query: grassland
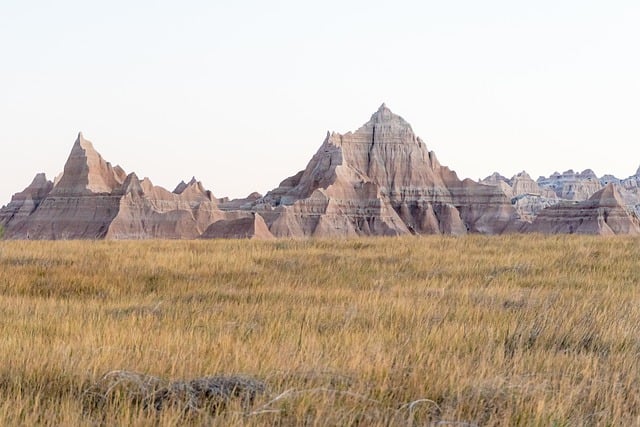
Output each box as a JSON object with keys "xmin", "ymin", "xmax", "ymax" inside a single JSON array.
[{"xmin": 0, "ymin": 235, "xmax": 639, "ymax": 426}]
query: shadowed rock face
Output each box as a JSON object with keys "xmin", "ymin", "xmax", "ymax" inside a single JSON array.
[
  {"xmin": 259, "ymin": 104, "xmax": 520, "ymax": 236},
  {"xmin": 0, "ymin": 173, "xmax": 53, "ymax": 228},
  {"xmin": 2, "ymin": 134, "xmax": 125, "ymax": 239},
  {"xmin": 200, "ymin": 213, "xmax": 274, "ymax": 240},
  {"xmin": 52, "ymin": 133, "xmax": 127, "ymax": 196},
  {"xmin": 526, "ymin": 184, "xmax": 640, "ymax": 235}
]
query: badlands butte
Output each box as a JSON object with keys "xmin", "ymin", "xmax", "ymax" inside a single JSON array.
[{"xmin": 1, "ymin": 104, "xmax": 640, "ymax": 239}]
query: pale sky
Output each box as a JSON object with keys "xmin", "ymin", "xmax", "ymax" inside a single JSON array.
[{"xmin": 1, "ymin": 1, "xmax": 639, "ymax": 204}]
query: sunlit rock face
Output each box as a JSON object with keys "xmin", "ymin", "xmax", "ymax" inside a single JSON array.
[
  {"xmin": 3, "ymin": 106, "xmax": 637, "ymax": 239},
  {"xmin": 1, "ymin": 134, "xmax": 125, "ymax": 239},
  {"xmin": 1, "ymin": 134, "xmax": 229, "ymax": 239},
  {"xmin": 259, "ymin": 104, "xmax": 520, "ymax": 236}
]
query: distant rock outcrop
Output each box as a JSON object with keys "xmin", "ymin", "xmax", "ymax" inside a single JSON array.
[
  {"xmin": 526, "ymin": 184, "xmax": 640, "ymax": 235},
  {"xmin": 537, "ymin": 169, "xmax": 602, "ymax": 200},
  {"xmin": 481, "ymin": 171, "xmax": 559, "ymax": 222}
]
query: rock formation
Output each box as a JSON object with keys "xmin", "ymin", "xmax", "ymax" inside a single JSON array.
[
  {"xmin": 104, "ymin": 173, "xmax": 227, "ymax": 239},
  {"xmin": 526, "ymin": 184, "xmax": 640, "ymax": 235},
  {"xmin": 481, "ymin": 171, "xmax": 559, "ymax": 222},
  {"xmin": 1, "ymin": 106, "xmax": 638, "ymax": 239},
  {"xmin": 257, "ymin": 104, "xmax": 520, "ymax": 236},
  {"xmin": 2, "ymin": 134, "xmax": 126, "ymax": 239},
  {"xmin": 0, "ymin": 133, "xmax": 232, "ymax": 239},
  {"xmin": 200, "ymin": 213, "xmax": 274, "ymax": 240},
  {"xmin": 0, "ymin": 173, "xmax": 53, "ymax": 228},
  {"xmin": 537, "ymin": 169, "xmax": 602, "ymax": 200}
]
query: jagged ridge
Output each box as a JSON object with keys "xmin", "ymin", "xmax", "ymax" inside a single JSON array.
[{"xmin": 1, "ymin": 105, "xmax": 638, "ymax": 239}]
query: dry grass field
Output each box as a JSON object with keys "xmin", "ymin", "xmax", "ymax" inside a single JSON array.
[{"xmin": 0, "ymin": 235, "xmax": 639, "ymax": 426}]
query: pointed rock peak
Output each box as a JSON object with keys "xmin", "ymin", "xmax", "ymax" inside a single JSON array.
[
  {"xmin": 74, "ymin": 131, "xmax": 90, "ymax": 146},
  {"xmin": 31, "ymin": 172, "xmax": 50, "ymax": 186},
  {"xmin": 589, "ymin": 183, "xmax": 624, "ymax": 206},
  {"xmin": 579, "ymin": 169, "xmax": 598, "ymax": 179},
  {"xmin": 13, "ymin": 173, "xmax": 54, "ymax": 199},
  {"xmin": 481, "ymin": 172, "xmax": 509, "ymax": 184},
  {"xmin": 71, "ymin": 131, "xmax": 99, "ymax": 157},
  {"xmin": 636, "ymin": 165, "xmax": 640, "ymax": 177},
  {"xmin": 121, "ymin": 172, "xmax": 141, "ymax": 189},
  {"xmin": 173, "ymin": 181, "xmax": 188, "ymax": 194},
  {"xmin": 52, "ymin": 133, "xmax": 125, "ymax": 195},
  {"xmin": 369, "ymin": 103, "xmax": 404, "ymax": 124},
  {"xmin": 514, "ymin": 171, "xmax": 530, "ymax": 178},
  {"xmin": 173, "ymin": 177, "xmax": 200, "ymax": 194}
]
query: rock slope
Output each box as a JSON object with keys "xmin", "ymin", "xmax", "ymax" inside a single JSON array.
[
  {"xmin": 257, "ymin": 104, "xmax": 519, "ymax": 236},
  {"xmin": 1, "ymin": 106, "xmax": 638, "ymax": 238},
  {"xmin": 0, "ymin": 133, "xmax": 248, "ymax": 239}
]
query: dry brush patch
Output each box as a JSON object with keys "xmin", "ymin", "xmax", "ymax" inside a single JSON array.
[{"xmin": 0, "ymin": 235, "xmax": 639, "ymax": 425}]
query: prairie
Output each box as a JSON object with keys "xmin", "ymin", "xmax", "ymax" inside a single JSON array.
[{"xmin": 0, "ymin": 235, "xmax": 639, "ymax": 426}]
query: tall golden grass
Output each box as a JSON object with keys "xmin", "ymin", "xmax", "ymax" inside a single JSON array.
[{"xmin": 0, "ymin": 235, "xmax": 639, "ymax": 425}]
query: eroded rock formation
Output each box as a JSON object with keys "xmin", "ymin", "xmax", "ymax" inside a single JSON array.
[
  {"xmin": 1, "ymin": 133, "xmax": 229, "ymax": 239},
  {"xmin": 1, "ymin": 106, "xmax": 638, "ymax": 238},
  {"xmin": 526, "ymin": 184, "xmax": 640, "ymax": 235},
  {"xmin": 257, "ymin": 104, "xmax": 520, "ymax": 236},
  {"xmin": 481, "ymin": 171, "xmax": 559, "ymax": 222},
  {"xmin": 537, "ymin": 169, "xmax": 602, "ymax": 200},
  {"xmin": 0, "ymin": 173, "xmax": 53, "ymax": 228},
  {"xmin": 200, "ymin": 213, "xmax": 274, "ymax": 240}
]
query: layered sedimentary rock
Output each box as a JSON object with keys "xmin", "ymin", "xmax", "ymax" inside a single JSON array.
[
  {"xmin": 200, "ymin": 213, "xmax": 274, "ymax": 240},
  {"xmin": 481, "ymin": 171, "xmax": 559, "ymax": 221},
  {"xmin": 257, "ymin": 104, "xmax": 520, "ymax": 236},
  {"xmin": 537, "ymin": 169, "xmax": 602, "ymax": 200},
  {"xmin": 2, "ymin": 106, "xmax": 638, "ymax": 239},
  {"xmin": 0, "ymin": 173, "xmax": 53, "ymax": 228},
  {"xmin": 619, "ymin": 168, "xmax": 640, "ymax": 217},
  {"xmin": 218, "ymin": 192, "xmax": 263, "ymax": 211},
  {"xmin": 105, "ymin": 173, "xmax": 226, "ymax": 239},
  {"xmin": 480, "ymin": 173, "xmax": 513, "ymax": 199},
  {"xmin": 526, "ymin": 184, "xmax": 640, "ymax": 235},
  {"xmin": 1, "ymin": 133, "xmax": 229, "ymax": 239},
  {"xmin": 2, "ymin": 134, "xmax": 126, "ymax": 239}
]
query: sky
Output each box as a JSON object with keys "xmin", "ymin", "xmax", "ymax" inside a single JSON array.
[{"xmin": 1, "ymin": 0, "xmax": 639, "ymax": 204}]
